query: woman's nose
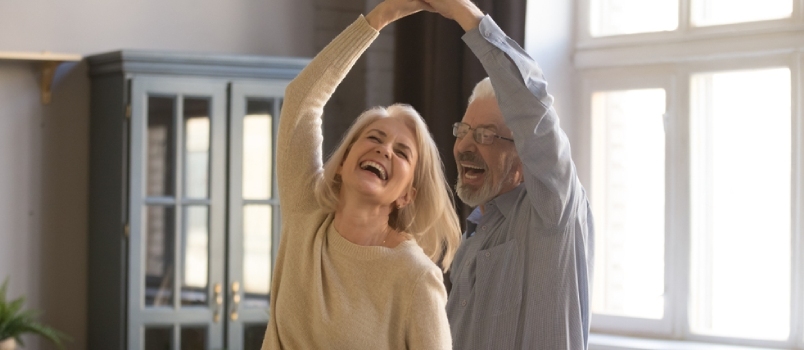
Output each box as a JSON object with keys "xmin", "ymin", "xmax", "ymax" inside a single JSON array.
[{"xmin": 376, "ymin": 147, "xmax": 390, "ymax": 159}]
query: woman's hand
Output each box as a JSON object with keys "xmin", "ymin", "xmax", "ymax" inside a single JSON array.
[
  {"xmin": 422, "ymin": 0, "xmax": 483, "ymax": 32},
  {"xmin": 366, "ymin": 0, "xmax": 434, "ymax": 30}
]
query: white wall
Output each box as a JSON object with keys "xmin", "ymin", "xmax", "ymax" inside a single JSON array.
[{"xmin": 0, "ymin": 1, "xmax": 314, "ymax": 349}]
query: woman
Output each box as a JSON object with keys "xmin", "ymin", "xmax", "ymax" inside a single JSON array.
[{"xmin": 260, "ymin": 0, "xmax": 461, "ymax": 348}]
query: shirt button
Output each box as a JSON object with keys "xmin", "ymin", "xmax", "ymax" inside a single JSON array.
[
  {"xmin": 485, "ymin": 252, "xmax": 490, "ymax": 257},
  {"xmin": 461, "ymin": 300, "xmax": 467, "ymax": 307},
  {"xmin": 481, "ymin": 225, "xmax": 487, "ymax": 230}
]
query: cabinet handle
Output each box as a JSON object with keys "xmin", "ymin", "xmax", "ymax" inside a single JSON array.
[
  {"xmin": 213, "ymin": 283, "xmax": 222, "ymax": 323},
  {"xmin": 230, "ymin": 281, "xmax": 241, "ymax": 321}
]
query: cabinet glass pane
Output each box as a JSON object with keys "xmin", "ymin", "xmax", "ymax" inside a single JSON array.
[
  {"xmin": 182, "ymin": 206, "xmax": 209, "ymax": 306},
  {"xmin": 692, "ymin": 0, "xmax": 792, "ymax": 27},
  {"xmin": 243, "ymin": 99, "xmax": 274, "ymax": 200},
  {"xmin": 590, "ymin": 0, "xmax": 678, "ymax": 37},
  {"xmin": 148, "ymin": 96, "xmax": 176, "ymax": 197},
  {"xmin": 690, "ymin": 68, "xmax": 791, "ymax": 340},
  {"xmin": 243, "ymin": 205, "xmax": 272, "ymax": 307},
  {"xmin": 145, "ymin": 326, "xmax": 172, "ymax": 350},
  {"xmin": 244, "ymin": 324, "xmax": 267, "ymax": 350},
  {"xmin": 184, "ymin": 98, "xmax": 211, "ymax": 199},
  {"xmin": 180, "ymin": 326, "xmax": 207, "ymax": 350},
  {"xmin": 590, "ymin": 89, "xmax": 666, "ymax": 319},
  {"xmin": 146, "ymin": 206, "xmax": 175, "ymax": 307}
]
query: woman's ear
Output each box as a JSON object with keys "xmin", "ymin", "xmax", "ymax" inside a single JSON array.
[{"xmin": 395, "ymin": 187, "xmax": 417, "ymax": 209}]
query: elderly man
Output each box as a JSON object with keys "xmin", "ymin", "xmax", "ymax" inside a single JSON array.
[{"xmin": 424, "ymin": 0, "xmax": 595, "ymax": 349}]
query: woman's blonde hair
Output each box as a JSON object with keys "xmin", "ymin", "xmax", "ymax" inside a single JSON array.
[{"xmin": 314, "ymin": 104, "xmax": 461, "ymax": 272}]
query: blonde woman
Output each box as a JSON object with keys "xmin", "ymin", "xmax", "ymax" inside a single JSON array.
[{"xmin": 260, "ymin": 0, "xmax": 461, "ymax": 348}]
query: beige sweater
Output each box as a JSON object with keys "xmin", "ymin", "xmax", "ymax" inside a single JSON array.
[{"xmin": 261, "ymin": 16, "xmax": 452, "ymax": 350}]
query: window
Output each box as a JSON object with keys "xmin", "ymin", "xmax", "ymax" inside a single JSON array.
[
  {"xmin": 591, "ymin": 88, "xmax": 666, "ymax": 320},
  {"xmin": 577, "ymin": 0, "xmax": 803, "ymax": 348},
  {"xmin": 691, "ymin": 0, "xmax": 793, "ymax": 27},
  {"xmin": 590, "ymin": 0, "xmax": 678, "ymax": 37},
  {"xmin": 689, "ymin": 68, "xmax": 792, "ymax": 341}
]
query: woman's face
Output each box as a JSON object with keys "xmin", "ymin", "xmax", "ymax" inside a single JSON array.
[{"xmin": 338, "ymin": 117, "xmax": 419, "ymax": 207}]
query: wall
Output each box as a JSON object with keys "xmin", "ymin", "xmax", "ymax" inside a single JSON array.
[{"xmin": 0, "ymin": 1, "xmax": 315, "ymax": 349}]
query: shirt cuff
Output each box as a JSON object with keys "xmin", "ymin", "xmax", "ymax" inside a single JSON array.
[{"xmin": 461, "ymin": 15, "xmax": 504, "ymax": 57}]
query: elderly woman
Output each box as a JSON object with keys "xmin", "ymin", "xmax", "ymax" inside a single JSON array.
[{"xmin": 260, "ymin": 0, "xmax": 461, "ymax": 349}]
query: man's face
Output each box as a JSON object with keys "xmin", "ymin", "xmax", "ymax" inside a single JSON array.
[{"xmin": 453, "ymin": 97, "xmax": 521, "ymax": 207}]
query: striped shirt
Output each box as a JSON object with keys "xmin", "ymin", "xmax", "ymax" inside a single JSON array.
[{"xmin": 446, "ymin": 16, "xmax": 595, "ymax": 350}]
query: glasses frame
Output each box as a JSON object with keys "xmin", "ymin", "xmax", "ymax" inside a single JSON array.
[{"xmin": 452, "ymin": 122, "xmax": 515, "ymax": 145}]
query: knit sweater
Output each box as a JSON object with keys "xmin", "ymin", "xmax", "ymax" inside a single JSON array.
[{"xmin": 260, "ymin": 16, "xmax": 452, "ymax": 350}]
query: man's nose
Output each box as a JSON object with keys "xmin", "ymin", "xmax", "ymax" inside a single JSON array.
[{"xmin": 455, "ymin": 131, "xmax": 477, "ymax": 152}]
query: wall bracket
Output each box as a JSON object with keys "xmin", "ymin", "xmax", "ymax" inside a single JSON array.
[{"xmin": 0, "ymin": 51, "xmax": 82, "ymax": 104}]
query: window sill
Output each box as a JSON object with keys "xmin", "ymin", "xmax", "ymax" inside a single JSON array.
[{"xmin": 590, "ymin": 334, "xmax": 782, "ymax": 350}]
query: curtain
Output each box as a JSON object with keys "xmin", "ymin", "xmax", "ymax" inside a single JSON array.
[{"xmin": 394, "ymin": 0, "xmax": 527, "ymax": 221}]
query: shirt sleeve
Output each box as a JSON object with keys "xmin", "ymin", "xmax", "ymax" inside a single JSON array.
[
  {"xmin": 406, "ymin": 267, "xmax": 452, "ymax": 349},
  {"xmin": 462, "ymin": 16, "xmax": 580, "ymax": 230}
]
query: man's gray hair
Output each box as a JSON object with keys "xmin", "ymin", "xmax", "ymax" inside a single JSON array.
[{"xmin": 468, "ymin": 77, "xmax": 496, "ymax": 104}]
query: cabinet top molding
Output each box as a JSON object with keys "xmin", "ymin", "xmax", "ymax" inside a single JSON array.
[{"xmin": 86, "ymin": 50, "xmax": 311, "ymax": 79}]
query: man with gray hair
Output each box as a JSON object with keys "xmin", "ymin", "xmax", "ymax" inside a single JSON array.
[{"xmin": 424, "ymin": 0, "xmax": 595, "ymax": 348}]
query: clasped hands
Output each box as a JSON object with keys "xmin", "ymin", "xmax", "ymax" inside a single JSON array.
[{"xmin": 366, "ymin": 0, "xmax": 484, "ymax": 32}]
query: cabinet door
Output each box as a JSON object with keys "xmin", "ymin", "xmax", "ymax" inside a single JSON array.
[
  {"xmin": 129, "ymin": 76, "xmax": 228, "ymax": 350},
  {"xmin": 226, "ymin": 81, "xmax": 288, "ymax": 350}
]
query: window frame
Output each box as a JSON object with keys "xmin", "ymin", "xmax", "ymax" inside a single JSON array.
[
  {"xmin": 577, "ymin": 12, "xmax": 804, "ymax": 345},
  {"xmin": 582, "ymin": 69, "xmax": 679, "ymax": 338},
  {"xmin": 578, "ymin": 0, "xmax": 804, "ymax": 46}
]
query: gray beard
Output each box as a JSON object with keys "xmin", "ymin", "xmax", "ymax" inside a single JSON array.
[{"xmin": 455, "ymin": 158, "xmax": 514, "ymax": 207}]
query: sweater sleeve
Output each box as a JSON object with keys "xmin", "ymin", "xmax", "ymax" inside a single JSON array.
[
  {"xmin": 276, "ymin": 16, "xmax": 378, "ymax": 215},
  {"xmin": 406, "ymin": 267, "xmax": 452, "ymax": 349},
  {"xmin": 262, "ymin": 17, "xmax": 378, "ymax": 350}
]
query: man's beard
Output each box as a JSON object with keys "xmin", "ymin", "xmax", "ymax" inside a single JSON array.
[{"xmin": 455, "ymin": 152, "xmax": 515, "ymax": 207}]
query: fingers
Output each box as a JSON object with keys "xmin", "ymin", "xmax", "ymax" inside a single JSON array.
[
  {"xmin": 366, "ymin": 0, "xmax": 430, "ymax": 30},
  {"xmin": 419, "ymin": 1, "xmax": 437, "ymax": 13}
]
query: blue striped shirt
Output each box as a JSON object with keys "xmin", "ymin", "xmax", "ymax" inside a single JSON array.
[{"xmin": 446, "ymin": 15, "xmax": 595, "ymax": 350}]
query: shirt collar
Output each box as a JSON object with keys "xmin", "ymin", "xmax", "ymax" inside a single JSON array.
[
  {"xmin": 465, "ymin": 183, "xmax": 525, "ymax": 223},
  {"xmin": 484, "ymin": 183, "xmax": 524, "ymax": 220}
]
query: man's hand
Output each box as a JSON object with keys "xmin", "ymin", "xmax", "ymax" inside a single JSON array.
[
  {"xmin": 366, "ymin": 0, "xmax": 435, "ymax": 31},
  {"xmin": 422, "ymin": 0, "xmax": 484, "ymax": 31}
]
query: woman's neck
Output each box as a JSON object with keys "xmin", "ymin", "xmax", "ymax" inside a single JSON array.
[{"xmin": 332, "ymin": 195, "xmax": 393, "ymax": 246}]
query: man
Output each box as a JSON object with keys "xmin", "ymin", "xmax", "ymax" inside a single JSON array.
[{"xmin": 424, "ymin": 0, "xmax": 595, "ymax": 349}]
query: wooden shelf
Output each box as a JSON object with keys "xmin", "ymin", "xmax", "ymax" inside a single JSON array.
[{"xmin": 0, "ymin": 51, "xmax": 82, "ymax": 104}]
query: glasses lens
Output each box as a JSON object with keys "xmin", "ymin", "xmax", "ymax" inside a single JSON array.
[
  {"xmin": 453, "ymin": 123, "xmax": 468, "ymax": 138},
  {"xmin": 475, "ymin": 127, "xmax": 494, "ymax": 144}
]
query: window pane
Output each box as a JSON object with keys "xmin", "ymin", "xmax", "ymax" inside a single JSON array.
[
  {"xmin": 182, "ymin": 206, "xmax": 208, "ymax": 306},
  {"xmin": 183, "ymin": 98, "xmax": 210, "ymax": 199},
  {"xmin": 148, "ymin": 96, "xmax": 175, "ymax": 197},
  {"xmin": 145, "ymin": 327, "xmax": 172, "ymax": 350},
  {"xmin": 180, "ymin": 326, "xmax": 206, "ymax": 350},
  {"xmin": 590, "ymin": 0, "xmax": 678, "ymax": 37},
  {"xmin": 244, "ymin": 324, "xmax": 268, "ymax": 350},
  {"xmin": 590, "ymin": 88, "xmax": 666, "ymax": 319},
  {"xmin": 243, "ymin": 205, "xmax": 272, "ymax": 307},
  {"xmin": 243, "ymin": 99, "xmax": 274, "ymax": 200},
  {"xmin": 692, "ymin": 0, "xmax": 792, "ymax": 27},
  {"xmin": 690, "ymin": 68, "xmax": 791, "ymax": 340},
  {"xmin": 146, "ymin": 206, "xmax": 175, "ymax": 307}
]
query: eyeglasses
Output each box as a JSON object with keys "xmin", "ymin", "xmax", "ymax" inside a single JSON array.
[{"xmin": 452, "ymin": 122, "xmax": 514, "ymax": 145}]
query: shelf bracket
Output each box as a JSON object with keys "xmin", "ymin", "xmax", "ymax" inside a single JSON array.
[
  {"xmin": 0, "ymin": 51, "xmax": 82, "ymax": 105},
  {"xmin": 40, "ymin": 61, "xmax": 61, "ymax": 104}
]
